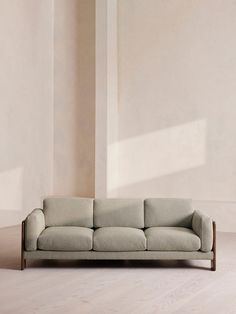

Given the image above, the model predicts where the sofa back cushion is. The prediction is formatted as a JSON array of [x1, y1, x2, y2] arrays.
[[144, 198, 193, 228], [94, 199, 144, 228], [43, 197, 93, 228]]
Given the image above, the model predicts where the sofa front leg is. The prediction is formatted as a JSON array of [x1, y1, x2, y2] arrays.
[[211, 221, 216, 271], [21, 257, 26, 271], [21, 220, 25, 270]]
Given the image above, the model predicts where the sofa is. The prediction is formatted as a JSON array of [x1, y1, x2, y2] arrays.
[[21, 197, 216, 271]]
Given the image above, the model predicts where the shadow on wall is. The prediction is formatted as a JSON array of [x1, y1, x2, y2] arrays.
[[53, 0, 95, 196], [108, 118, 207, 194]]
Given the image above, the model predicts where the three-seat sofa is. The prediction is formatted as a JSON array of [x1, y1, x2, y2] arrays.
[[21, 197, 216, 270]]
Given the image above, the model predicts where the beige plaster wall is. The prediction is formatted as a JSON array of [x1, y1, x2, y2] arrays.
[[115, 0, 236, 203], [0, 0, 54, 227], [96, 0, 236, 231], [1, 0, 235, 232], [0, 0, 96, 227]]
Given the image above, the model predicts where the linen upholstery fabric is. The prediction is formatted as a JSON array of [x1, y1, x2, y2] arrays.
[[94, 199, 144, 228], [93, 227, 146, 251], [43, 197, 93, 228], [192, 210, 213, 252], [38, 227, 93, 251], [23, 197, 215, 267], [145, 198, 194, 228], [145, 227, 201, 251], [25, 208, 45, 251]]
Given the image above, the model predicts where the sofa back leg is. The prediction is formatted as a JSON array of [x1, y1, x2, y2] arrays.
[[211, 221, 216, 271], [21, 220, 25, 270]]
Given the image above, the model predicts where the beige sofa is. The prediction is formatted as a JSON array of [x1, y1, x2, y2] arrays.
[[21, 197, 216, 270]]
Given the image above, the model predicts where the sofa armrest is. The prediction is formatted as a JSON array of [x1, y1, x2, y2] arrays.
[[192, 210, 213, 252], [24, 208, 45, 251]]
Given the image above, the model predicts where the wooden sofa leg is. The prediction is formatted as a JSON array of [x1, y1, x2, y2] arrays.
[[21, 257, 25, 271], [21, 220, 25, 270], [211, 221, 216, 271]]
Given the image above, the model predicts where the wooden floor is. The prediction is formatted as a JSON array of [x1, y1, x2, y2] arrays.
[[0, 226, 236, 314]]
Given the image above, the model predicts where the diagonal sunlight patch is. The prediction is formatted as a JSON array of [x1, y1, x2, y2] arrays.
[[0, 167, 23, 211], [108, 119, 206, 191]]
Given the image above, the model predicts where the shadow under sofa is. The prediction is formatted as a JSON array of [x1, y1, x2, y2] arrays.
[[21, 197, 216, 271]]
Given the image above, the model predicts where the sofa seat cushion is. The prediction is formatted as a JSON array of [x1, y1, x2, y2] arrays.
[[93, 227, 146, 251], [38, 227, 93, 251], [145, 227, 201, 251]]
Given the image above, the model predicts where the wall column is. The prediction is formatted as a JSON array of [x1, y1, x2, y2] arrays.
[[95, 0, 118, 197]]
